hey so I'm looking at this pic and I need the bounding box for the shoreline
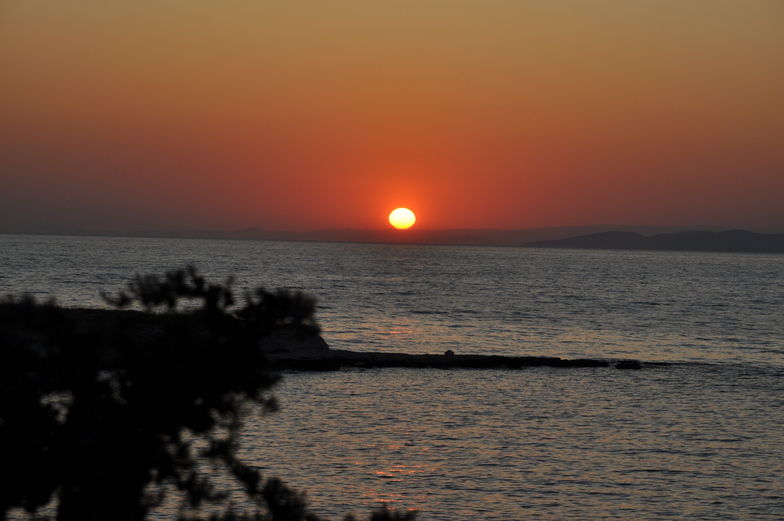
[54,308,649,371]
[267,349,650,372]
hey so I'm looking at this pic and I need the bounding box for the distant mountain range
[166,224,715,246]
[9,225,784,253]
[525,230,784,253]
[163,225,784,253]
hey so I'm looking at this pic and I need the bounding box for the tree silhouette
[0,267,416,521]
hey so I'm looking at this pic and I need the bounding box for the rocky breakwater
[263,334,647,372]
[55,309,647,372]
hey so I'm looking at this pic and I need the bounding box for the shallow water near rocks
[233,365,783,520]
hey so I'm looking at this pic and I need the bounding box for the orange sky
[1,1,783,233]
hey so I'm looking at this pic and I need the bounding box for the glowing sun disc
[389,208,416,229]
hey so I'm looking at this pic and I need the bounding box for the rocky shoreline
[262,331,649,371]
[267,348,648,372]
[57,308,649,372]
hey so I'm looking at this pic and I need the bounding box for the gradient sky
[1,1,783,233]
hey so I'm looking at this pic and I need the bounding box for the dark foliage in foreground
[0,267,416,521]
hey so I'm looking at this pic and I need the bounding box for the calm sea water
[2,233,782,365]
[2,234,783,519]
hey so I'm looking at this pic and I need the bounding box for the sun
[388,208,416,229]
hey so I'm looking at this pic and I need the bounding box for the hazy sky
[1,1,783,233]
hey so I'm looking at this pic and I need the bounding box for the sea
[1,233,783,520]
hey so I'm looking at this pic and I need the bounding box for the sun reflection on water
[232,364,784,520]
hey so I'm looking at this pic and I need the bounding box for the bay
[243,364,784,520]
[2,234,783,519]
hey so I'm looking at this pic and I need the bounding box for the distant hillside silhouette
[524,230,784,253]
[170,224,736,247]
[11,225,784,252]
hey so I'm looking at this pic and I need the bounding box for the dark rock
[270,350,620,371]
[615,360,643,370]
[444,350,455,356]
[260,330,329,354]
[271,357,342,372]
[552,358,611,368]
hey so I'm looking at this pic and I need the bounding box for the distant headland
[5,225,784,253]
[524,229,784,254]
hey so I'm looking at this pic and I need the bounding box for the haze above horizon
[1,1,783,234]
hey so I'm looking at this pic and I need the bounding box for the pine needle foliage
[0,267,416,521]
